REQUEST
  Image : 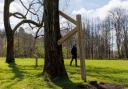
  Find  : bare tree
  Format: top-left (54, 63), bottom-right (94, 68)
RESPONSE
top-left (109, 8), bottom-right (127, 58)
top-left (4, 0), bottom-right (42, 63)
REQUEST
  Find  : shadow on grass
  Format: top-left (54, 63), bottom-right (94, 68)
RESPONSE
top-left (6, 63), bottom-right (24, 88)
top-left (18, 65), bottom-right (43, 70)
top-left (66, 65), bottom-right (81, 75)
top-left (8, 63), bottom-right (24, 80)
top-left (51, 78), bottom-right (86, 89)
top-left (66, 65), bottom-right (128, 87)
top-left (86, 65), bottom-right (128, 87)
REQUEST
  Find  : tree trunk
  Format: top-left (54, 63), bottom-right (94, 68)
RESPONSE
top-left (43, 0), bottom-right (68, 80)
top-left (4, 0), bottom-right (15, 63)
top-left (6, 34), bottom-right (15, 63)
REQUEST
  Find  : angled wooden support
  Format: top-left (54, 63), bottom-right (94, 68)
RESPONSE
top-left (59, 11), bottom-right (77, 25)
top-left (58, 28), bottom-right (77, 45)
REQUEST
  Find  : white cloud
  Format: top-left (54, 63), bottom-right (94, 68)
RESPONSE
top-left (72, 0), bottom-right (128, 20)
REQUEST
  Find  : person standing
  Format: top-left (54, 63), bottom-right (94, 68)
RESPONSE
top-left (70, 44), bottom-right (77, 67)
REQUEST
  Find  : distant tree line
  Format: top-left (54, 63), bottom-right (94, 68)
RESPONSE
top-left (0, 27), bottom-right (44, 58)
top-left (60, 7), bottom-right (128, 60)
top-left (1, 6), bottom-right (128, 60)
top-left (83, 7), bottom-right (128, 59)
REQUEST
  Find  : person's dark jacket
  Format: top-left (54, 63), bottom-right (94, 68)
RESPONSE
top-left (71, 46), bottom-right (77, 56)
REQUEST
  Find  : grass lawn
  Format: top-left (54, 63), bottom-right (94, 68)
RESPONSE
top-left (0, 58), bottom-right (128, 89)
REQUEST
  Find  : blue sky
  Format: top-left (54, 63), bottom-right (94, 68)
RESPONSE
top-left (60, 0), bottom-right (109, 11)
top-left (60, 0), bottom-right (128, 19)
top-left (0, 0), bottom-right (128, 30)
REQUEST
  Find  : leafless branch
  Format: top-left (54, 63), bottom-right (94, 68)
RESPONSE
top-left (13, 20), bottom-right (41, 33)
top-left (10, 12), bottom-right (26, 19)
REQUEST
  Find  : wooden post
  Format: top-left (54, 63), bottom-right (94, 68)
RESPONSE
top-left (35, 54), bottom-right (38, 67)
top-left (76, 15), bottom-right (86, 81)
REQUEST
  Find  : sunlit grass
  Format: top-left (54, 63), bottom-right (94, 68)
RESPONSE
top-left (0, 58), bottom-right (128, 89)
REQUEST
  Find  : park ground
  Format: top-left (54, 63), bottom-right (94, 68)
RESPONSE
top-left (0, 58), bottom-right (128, 89)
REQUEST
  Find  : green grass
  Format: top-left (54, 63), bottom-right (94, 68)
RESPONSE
top-left (0, 58), bottom-right (128, 89)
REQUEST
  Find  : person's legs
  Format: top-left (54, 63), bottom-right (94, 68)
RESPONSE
top-left (70, 55), bottom-right (74, 66)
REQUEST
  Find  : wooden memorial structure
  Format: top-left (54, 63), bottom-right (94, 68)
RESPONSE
top-left (58, 11), bottom-right (86, 81)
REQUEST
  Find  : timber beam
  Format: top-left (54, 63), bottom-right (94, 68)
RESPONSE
top-left (59, 11), bottom-right (77, 25)
top-left (58, 28), bottom-right (77, 45)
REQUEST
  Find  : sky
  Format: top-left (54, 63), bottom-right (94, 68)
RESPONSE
top-left (60, 0), bottom-right (109, 11)
top-left (0, 0), bottom-right (128, 30)
top-left (60, 0), bottom-right (128, 19)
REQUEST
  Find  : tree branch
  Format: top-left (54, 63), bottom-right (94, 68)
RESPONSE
top-left (19, 0), bottom-right (40, 15)
top-left (10, 12), bottom-right (26, 19)
top-left (13, 20), bottom-right (40, 33)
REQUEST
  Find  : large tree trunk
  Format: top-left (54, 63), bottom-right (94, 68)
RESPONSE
top-left (43, 0), bottom-right (68, 80)
top-left (4, 0), bottom-right (15, 63)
